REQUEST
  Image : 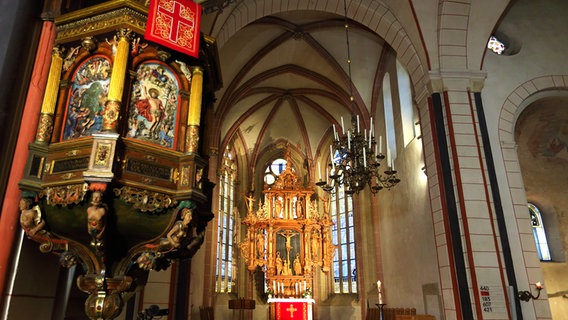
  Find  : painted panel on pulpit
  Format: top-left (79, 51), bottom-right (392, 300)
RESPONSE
top-left (276, 229), bottom-right (302, 276)
top-left (62, 56), bottom-right (111, 140)
top-left (128, 61), bottom-right (180, 149)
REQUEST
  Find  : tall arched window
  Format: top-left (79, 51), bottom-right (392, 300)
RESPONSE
top-left (383, 73), bottom-right (397, 165)
top-left (215, 147), bottom-right (238, 292)
top-left (331, 151), bottom-right (357, 293)
top-left (396, 60), bottom-right (415, 147)
top-left (529, 203), bottom-right (551, 261)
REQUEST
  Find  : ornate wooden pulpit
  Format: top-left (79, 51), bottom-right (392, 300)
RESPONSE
top-left (17, 1), bottom-right (221, 319)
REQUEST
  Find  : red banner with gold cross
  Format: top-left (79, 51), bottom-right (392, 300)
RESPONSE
top-left (145, 0), bottom-right (201, 58)
top-left (275, 301), bottom-right (308, 320)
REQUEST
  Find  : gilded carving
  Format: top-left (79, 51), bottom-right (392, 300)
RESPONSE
top-left (56, 8), bottom-right (147, 43)
top-left (35, 113), bottom-right (54, 143)
top-left (94, 142), bottom-right (112, 167)
top-left (42, 183), bottom-right (89, 206)
top-left (180, 165), bottom-right (190, 186)
top-left (103, 100), bottom-right (121, 131)
top-left (113, 186), bottom-right (177, 212)
top-left (239, 150), bottom-right (335, 298)
top-left (185, 125), bottom-right (199, 153)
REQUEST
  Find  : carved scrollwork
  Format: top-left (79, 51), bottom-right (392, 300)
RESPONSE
top-left (42, 183), bottom-right (89, 206)
top-left (113, 186), bottom-right (177, 212)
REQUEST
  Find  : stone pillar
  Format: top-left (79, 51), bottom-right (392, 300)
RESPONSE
top-left (103, 28), bottom-right (132, 131)
top-left (35, 46), bottom-right (63, 144)
top-left (185, 66), bottom-right (203, 154)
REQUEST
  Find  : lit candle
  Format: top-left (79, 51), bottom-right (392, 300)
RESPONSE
top-left (341, 116), bottom-right (345, 134)
top-left (536, 282), bottom-right (542, 289)
top-left (377, 280), bottom-right (383, 304)
top-left (379, 136), bottom-right (383, 154)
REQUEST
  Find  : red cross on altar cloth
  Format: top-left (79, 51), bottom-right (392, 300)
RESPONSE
top-left (145, 0), bottom-right (201, 58)
top-left (270, 298), bottom-right (314, 320)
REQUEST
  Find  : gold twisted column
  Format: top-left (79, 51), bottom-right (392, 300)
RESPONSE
top-left (103, 29), bottom-right (132, 131)
top-left (36, 46), bottom-right (63, 143)
top-left (185, 66), bottom-right (203, 154)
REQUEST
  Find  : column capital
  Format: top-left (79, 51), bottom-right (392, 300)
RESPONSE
top-left (427, 69), bottom-right (487, 92)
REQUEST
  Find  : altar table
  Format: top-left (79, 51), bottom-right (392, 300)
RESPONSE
top-left (268, 298), bottom-right (315, 320)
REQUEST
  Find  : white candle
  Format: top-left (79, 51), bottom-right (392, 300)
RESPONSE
top-left (330, 145), bottom-right (335, 169)
top-left (357, 115), bottom-right (360, 133)
top-left (333, 124), bottom-right (338, 141)
top-left (377, 280), bottom-right (383, 304)
top-left (341, 116), bottom-right (345, 134)
top-left (348, 131), bottom-right (351, 149)
top-left (318, 161), bottom-right (322, 180)
top-left (379, 136), bottom-right (383, 154)
top-left (363, 147), bottom-right (367, 167)
top-left (391, 159), bottom-right (395, 171)
top-left (370, 117), bottom-right (373, 136)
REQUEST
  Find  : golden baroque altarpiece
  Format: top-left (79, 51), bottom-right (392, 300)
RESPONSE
top-left (240, 152), bottom-right (336, 299)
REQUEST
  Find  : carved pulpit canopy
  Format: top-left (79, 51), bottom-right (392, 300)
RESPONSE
top-left (240, 150), bottom-right (335, 299)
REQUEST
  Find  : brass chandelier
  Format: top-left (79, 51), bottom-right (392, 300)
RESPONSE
top-left (317, 0), bottom-right (400, 196)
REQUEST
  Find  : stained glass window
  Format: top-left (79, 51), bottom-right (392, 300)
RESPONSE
top-left (215, 147), bottom-right (237, 292)
top-left (331, 185), bottom-right (357, 293)
top-left (487, 36), bottom-right (506, 55)
top-left (396, 60), bottom-right (415, 147)
top-left (529, 203), bottom-right (551, 261)
top-left (264, 158), bottom-right (287, 185)
top-left (383, 73), bottom-right (397, 165)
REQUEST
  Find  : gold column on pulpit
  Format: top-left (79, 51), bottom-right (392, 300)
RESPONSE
top-left (103, 28), bottom-right (132, 131)
top-left (185, 66), bottom-right (203, 154)
top-left (36, 46), bottom-right (63, 143)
